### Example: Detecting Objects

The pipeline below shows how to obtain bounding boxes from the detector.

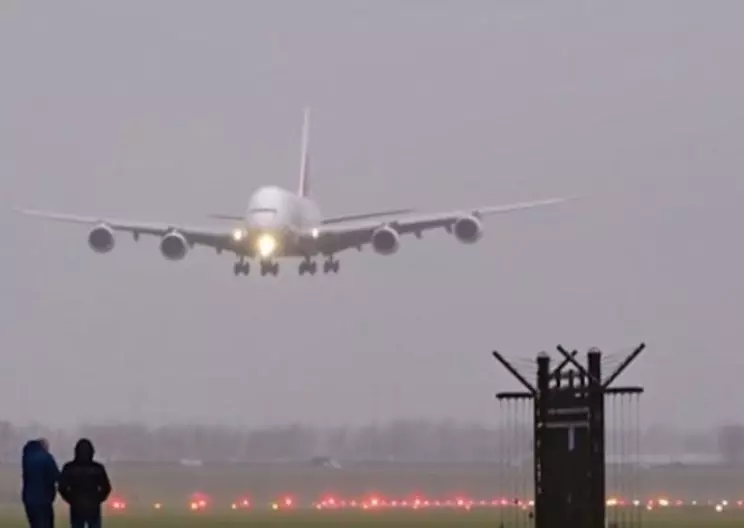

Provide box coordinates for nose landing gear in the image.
[260,260,279,276]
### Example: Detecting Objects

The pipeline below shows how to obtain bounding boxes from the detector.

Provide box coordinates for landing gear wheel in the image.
[233,261,250,276]
[299,260,318,276]
[323,258,339,274]
[261,261,279,276]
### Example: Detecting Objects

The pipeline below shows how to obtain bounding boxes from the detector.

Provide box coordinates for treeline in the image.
[0,420,740,464]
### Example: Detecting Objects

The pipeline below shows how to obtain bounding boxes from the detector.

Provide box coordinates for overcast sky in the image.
[1,1,743,429]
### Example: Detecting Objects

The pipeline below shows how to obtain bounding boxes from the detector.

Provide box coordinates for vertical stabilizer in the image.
[298,107,311,197]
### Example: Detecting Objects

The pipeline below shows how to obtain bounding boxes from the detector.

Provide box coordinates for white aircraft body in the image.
[18,109,578,277]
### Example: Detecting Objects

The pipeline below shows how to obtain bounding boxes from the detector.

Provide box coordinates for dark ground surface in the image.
[0,508,742,527]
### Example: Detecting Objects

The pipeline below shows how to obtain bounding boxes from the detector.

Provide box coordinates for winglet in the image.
[298,107,311,197]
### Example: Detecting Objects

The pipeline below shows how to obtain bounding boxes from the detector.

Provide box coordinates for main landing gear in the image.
[299,256,339,275]
[298,259,317,276]
[323,257,340,274]
[233,260,279,276]
[234,258,337,277]
[233,260,250,276]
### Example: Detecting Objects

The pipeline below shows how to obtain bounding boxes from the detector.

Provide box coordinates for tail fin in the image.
[298,107,311,197]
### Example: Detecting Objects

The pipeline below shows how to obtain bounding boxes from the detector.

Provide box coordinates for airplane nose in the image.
[247,209,279,230]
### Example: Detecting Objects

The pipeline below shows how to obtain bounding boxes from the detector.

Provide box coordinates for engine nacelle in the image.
[453,215,483,243]
[371,226,400,255]
[160,231,189,261]
[88,224,115,253]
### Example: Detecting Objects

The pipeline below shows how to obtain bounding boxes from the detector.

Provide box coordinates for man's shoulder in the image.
[26,450,47,466]
[63,460,106,470]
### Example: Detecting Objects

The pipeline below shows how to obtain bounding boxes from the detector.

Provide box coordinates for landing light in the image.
[231,228,245,242]
[311,228,319,238]
[256,234,277,258]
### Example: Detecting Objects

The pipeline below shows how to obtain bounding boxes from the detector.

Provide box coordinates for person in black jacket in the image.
[57,439,112,528]
[21,438,60,528]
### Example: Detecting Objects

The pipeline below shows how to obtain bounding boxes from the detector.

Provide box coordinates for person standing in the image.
[21,437,60,528]
[57,439,112,528]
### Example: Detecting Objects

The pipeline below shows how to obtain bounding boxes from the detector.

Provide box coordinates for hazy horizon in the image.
[2,1,743,428]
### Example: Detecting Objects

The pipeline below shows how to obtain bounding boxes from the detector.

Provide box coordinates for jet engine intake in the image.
[160,231,189,261]
[453,215,483,243]
[88,224,115,253]
[371,226,400,255]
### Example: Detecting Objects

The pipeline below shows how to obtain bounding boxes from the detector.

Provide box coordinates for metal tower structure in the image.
[493,343,646,528]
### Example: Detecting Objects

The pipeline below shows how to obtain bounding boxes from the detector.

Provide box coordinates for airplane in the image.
[17,109,579,277]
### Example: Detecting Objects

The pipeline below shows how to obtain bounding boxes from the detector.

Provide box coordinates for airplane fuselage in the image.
[245,185,321,233]
[234,186,322,259]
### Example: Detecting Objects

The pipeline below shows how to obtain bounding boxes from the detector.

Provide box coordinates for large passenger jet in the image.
[18,109,578,277]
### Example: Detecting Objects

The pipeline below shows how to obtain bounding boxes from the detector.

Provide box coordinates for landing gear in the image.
[298,259,318,276]
[260,260,279,276]
[233,260,250,276]
[323,257,340,274]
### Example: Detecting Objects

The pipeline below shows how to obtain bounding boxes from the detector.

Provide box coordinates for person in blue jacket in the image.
[22,438,60,528]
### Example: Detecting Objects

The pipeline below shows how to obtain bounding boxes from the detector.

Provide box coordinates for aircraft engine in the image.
[371,225,400,255]
[453,215,483,243]
[87,224,115,253]
[160,231,189,261]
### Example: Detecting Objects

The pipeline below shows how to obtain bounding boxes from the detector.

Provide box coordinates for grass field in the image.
[2,461,740,505]
[1,462,742,526]
[0,508,743,527]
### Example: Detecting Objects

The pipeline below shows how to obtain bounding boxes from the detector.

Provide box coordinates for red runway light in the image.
[107,497,127,511]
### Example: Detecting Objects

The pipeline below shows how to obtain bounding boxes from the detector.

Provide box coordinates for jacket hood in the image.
[22,440,42,458]
[74,438,95,462]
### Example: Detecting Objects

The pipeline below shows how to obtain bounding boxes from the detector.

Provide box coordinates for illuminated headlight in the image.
[256,234,277,258]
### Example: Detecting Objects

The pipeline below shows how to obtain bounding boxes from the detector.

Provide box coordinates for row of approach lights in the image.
[105,495,744,514]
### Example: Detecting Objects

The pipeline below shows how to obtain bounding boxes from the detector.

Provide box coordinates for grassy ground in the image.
[0,508,743,527]
[1,463,742,526]
[2,462,740,506]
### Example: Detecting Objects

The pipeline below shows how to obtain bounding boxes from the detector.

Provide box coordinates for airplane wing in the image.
[307,195,581,254]
[16,209,242,254]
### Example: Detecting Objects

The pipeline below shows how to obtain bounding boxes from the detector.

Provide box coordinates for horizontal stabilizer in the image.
[208,213,244,221]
